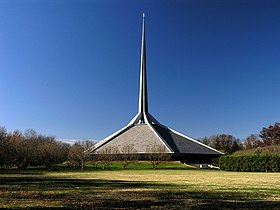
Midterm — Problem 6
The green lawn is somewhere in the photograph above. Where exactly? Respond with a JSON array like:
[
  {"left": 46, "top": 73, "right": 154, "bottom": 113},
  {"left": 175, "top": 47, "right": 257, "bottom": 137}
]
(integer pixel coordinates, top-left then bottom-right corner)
[{"left": 0, "top": 162, "right": 280, "bottom": 209}]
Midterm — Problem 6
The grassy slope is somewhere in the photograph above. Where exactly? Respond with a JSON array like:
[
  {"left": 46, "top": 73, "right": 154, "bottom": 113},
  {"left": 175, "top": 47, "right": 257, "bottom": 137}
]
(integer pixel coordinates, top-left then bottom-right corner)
[
  {"left": 0, "top": 163, "right": 280, "bottom": 209},
  {"left": 234, "top": 144, "right": 280, "bottom": 155}
]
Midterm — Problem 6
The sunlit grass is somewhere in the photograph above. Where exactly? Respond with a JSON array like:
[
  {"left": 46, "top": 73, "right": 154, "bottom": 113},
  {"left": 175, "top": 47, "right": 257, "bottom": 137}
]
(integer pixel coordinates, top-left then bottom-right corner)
[{"left": 0, "top": 162, "right": 280, "bottom": 209}]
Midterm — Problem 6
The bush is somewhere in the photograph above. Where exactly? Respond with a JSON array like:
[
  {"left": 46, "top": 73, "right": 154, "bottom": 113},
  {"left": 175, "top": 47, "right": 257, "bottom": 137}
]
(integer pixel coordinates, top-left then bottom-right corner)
[{"left": 219, "top": 154, "right": 280, "bottom": 172}]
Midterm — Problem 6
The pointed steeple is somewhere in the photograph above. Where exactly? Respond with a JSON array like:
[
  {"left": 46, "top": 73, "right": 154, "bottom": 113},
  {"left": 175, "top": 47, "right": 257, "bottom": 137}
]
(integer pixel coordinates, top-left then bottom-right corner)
[
  {"left": 138, "top": 13, "right": 149, "bottom": 123},
  {"left": 89, "top": 13, "right": 223, "bottom": 162}
]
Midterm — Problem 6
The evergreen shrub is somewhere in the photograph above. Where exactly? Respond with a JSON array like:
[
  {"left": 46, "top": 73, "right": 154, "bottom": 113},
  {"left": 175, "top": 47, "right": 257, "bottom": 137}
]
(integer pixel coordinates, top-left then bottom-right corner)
[{"left": 219, "top": 154, "right": 280, "bottom": 172}]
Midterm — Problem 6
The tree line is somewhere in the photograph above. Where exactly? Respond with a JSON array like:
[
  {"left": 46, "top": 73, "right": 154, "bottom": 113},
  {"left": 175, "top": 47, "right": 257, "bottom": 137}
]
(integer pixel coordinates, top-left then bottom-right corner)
[
  {"left": 1, "top": 122, "right": 279, "bottom": 170},
  {"left": 200, "top": 122, "right": 280, "bottom": 154},
  {"left": 0, "top": 127, "right": 68, "bottom": 170},
  {"left": 0, "top": 126, "right": 170, "bottom": 170},
  {"left": 0, "top": 127, "right": 99, "bottom": 170}
]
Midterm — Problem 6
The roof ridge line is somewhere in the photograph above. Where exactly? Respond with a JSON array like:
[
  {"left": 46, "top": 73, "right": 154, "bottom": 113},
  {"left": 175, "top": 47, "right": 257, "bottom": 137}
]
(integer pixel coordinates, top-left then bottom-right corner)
[
  {"left": 168, "top": 127, "right": 224, "bottom": 154},
  {"left": 146, "top": 121, "right": 174, "bottom": 153},
  {"left": 89, "top": 123, "right": 134, "bottom": 153}
]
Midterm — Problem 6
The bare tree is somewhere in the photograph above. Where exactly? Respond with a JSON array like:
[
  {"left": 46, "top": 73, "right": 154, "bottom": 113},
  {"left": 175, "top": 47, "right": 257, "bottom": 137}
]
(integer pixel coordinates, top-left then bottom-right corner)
[
  {"left": 68, "top": 143, "right": 85, "bottom": 169},
  {"left": 200, "top": 134, "right": 241, "bottom": 154},
  {"left": 119, "top": 144, "right": 139, "bottom": 169},
  {"left": 89, "top": 153, "right": 101, "bottom": 169},
  {"left": 145, "top": 145, "right": 171, "bottom": 169},
  {"left": 38, "top": 138, "right": 69, "bottom": 170},
  {"left": 199, "top": 135, "right": 221, "bottom": 151},
  {"left": 0, "top": 127, "right": 10, "bottom": 169},
  {"left": 8, "top": 130, "right": 34, "bottom": 171},
  {"left": 98, "top": 146, "right": 119, "bottom": 170},
  {"left": 67, "top": 140, "right": 95, "bottom": 170},
  {"left": 243, "top": 134, "right": 261, "bottom": 149},
  {"left": 260, "top": 122, "right": 280, "bottom": 146}
]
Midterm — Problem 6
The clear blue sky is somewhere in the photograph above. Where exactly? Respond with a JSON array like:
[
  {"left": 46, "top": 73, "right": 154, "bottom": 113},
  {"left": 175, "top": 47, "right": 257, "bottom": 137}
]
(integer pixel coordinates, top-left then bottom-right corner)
[{"left": 1, "top": 0, "right": 280, "bottom": 142}]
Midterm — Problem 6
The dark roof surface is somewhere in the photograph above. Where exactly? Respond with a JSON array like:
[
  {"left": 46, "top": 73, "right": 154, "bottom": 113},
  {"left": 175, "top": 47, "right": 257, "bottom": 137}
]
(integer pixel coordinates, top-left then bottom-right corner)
[{"left": 152, "top": 124, "right": 221, "bottom": 155}]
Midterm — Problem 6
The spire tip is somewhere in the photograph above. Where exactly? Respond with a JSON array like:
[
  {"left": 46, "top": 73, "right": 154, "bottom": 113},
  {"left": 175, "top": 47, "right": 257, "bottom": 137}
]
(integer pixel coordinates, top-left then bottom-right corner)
[{"left": 142, "top": 13, "right": 145, "bottom": 18}]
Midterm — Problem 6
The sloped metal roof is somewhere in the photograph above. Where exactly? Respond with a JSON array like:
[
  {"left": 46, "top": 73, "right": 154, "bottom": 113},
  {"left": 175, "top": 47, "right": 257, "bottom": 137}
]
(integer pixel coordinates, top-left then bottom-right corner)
[{"left": 94, "top": 124, "right": 170, "bottom": 154}]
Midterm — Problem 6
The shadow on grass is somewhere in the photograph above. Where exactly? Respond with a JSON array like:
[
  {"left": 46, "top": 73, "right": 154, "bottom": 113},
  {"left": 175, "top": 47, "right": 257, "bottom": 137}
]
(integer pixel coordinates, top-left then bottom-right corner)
[
  {"left": 0, "top": 162, "right": 197, "bottom": 172},
  {"left": 0, "top": 174, "right": 279, "bottom": 209}
]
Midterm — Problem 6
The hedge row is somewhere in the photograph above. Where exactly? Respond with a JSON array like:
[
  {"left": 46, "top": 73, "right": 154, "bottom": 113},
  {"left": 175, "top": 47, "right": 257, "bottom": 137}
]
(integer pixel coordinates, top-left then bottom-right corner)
[{"left": 219, "top": 154, "right": 280, "bottom": 172}]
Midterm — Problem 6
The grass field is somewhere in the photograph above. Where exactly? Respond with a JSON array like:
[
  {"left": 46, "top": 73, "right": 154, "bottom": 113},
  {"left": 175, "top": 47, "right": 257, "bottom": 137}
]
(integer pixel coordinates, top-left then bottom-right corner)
[{"left": 0, "top": 163, "right": 280, "bottom": 209}]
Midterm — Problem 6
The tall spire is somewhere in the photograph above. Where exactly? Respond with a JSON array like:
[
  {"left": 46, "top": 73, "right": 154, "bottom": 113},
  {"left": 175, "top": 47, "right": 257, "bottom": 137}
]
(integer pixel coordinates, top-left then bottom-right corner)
[
  {"left": 89, "top": 13, "right": 223, "bottom": 161},
  {"left": 138, "top": 13, "right": 148, "bottom": 123}
]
